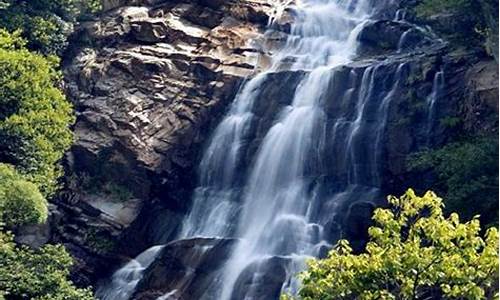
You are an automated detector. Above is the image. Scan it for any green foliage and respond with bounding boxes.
[0,230,94,299]
[0,32,75,196]
[0,164,48,228]
[68,172,134,202]
[415,0,473,16]
[440,116,462,129]
[0,8,94,300]
[286,189,499,300]
[408,136,498,226]
[103,182,133,202]
[0,0,101,55]
[414,0,495,53]
[0,28,25,50]
[85,228,116,252]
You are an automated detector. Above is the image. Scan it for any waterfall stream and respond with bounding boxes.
[97,0,445,299]
[183,0,381,298]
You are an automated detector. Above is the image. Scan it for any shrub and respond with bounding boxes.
[0,163,48,228]
[0,0,102,55]
[286,189,499,300]
[0,231,93,299]
[0,31,75,197]
[414,0,497,55]
[408,136,498,227]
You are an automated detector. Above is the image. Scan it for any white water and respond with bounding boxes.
[96,245,164,300]
[180,0,370,241]
[98,0,435,299]
[199,0,378,298]
[177,0,398,298]
[426,70,445,145]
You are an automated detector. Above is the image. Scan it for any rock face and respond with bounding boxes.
[53,0,498,294]
[357,20,432,55]
[56,0,282,285]
[132,238,237,300]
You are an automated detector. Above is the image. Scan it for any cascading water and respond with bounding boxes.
[179,73,268,238]
[96,246,164,300]
[426,70,445,145]
[181,0,391,299]
[98,0,443,299]
[180,0,370,242]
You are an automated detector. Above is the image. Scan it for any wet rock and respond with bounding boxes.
[118,205,184,257]
[357,20,432,55]
[56,0,276,284]
[463,59,499,132]
[343,201,376,252]
[230,257,288,300]
[132,238,237,300]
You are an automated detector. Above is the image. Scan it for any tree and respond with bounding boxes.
[286,189,499,300]
[0,231,93,300]
[0,29,75,197]
[0,0,102,55]
[0,164,91,299]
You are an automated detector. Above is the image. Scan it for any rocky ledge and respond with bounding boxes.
[55,0,289,285]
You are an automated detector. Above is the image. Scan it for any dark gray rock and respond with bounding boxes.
[357,20,432,56]
[230,257,288,300]
[132,238,237,300]
[56,0,277,286]
[343,201,376,252]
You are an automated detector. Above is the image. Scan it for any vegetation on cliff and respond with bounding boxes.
[286,190,499,300]
[409,136,499,228]
[0,164,47,228]
[0,1,96,298]
[0,0,100,55]
[414,0,498,59]
[0,29,74,197]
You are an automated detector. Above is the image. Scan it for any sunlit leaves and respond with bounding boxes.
[0,163,48,228]
[0,231,93,299]
[0,31,74,196]
[287,189,499,300]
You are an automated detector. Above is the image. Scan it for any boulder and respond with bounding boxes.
[132,238,237,299]
[357,20,432,55]
[230,256,288,300]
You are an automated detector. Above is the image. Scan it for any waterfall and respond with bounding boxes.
[98,0,434,299]
[180,0,390,299]
[96,246,164,300]
[180,0,370,241]
[426,70,445,146]
[178,73,269,238]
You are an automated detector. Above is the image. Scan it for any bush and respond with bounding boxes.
[1,179,47,228]
[0,0,102,55]
[408,136,498,227]
[286,189,499,300]
[0,164,48,228]
[0,231,93,299]
[0,30,75,197]
[414,0,497,55]
[415,0,476,17]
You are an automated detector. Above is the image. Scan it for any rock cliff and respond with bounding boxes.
[56,0,282,285]
[49,0,498,292]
